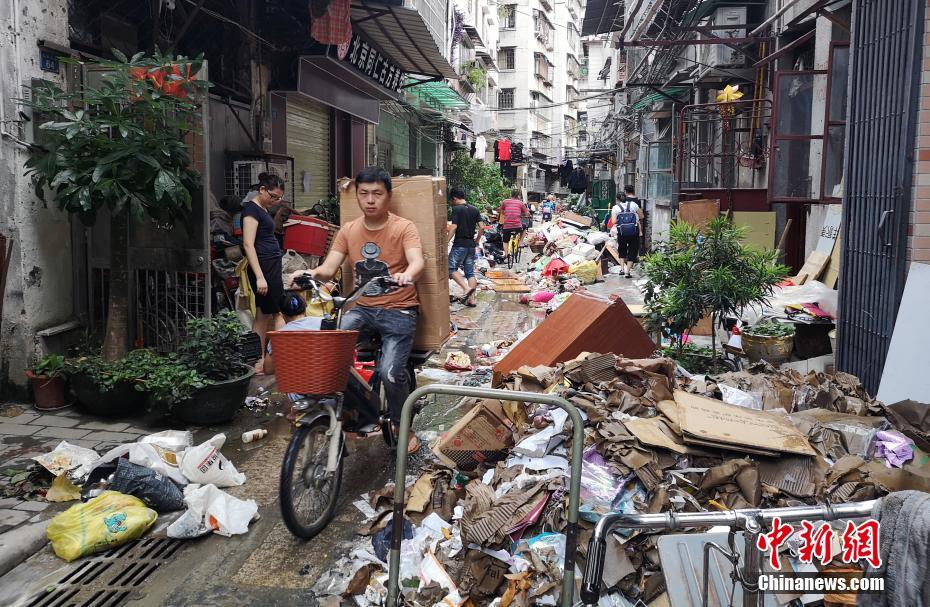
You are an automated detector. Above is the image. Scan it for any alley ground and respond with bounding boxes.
[0,272,642,606]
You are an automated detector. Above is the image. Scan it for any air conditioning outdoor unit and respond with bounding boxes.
[696,7,748,77]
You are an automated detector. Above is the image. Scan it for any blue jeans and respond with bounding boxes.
[448,245,476,279]
[340,306,418,424]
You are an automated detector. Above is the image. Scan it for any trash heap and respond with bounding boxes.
[318,354,930,606]
[36,430,258,562]
[500,215,614,313]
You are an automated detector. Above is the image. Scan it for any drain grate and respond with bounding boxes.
[26,538,187,607]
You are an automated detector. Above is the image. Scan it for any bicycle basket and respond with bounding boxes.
[268,330,359,394]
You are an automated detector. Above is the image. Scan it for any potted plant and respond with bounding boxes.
[642,217,789,368]
[66,349,161,417]
[170,311,255,424]
[27,355,70,410]
[742,320,796,365]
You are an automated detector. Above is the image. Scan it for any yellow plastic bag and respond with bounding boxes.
[569,260,598,285]
[47,491,157,562]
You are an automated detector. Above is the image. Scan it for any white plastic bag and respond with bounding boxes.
[585,231,609,246]
[92,442,188,486]
[719,384,763,410]
[179,434,246,487]
[34,441,100,483]
[140,430,193,451]
[166,483,258,538]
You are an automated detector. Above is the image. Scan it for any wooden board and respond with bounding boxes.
[491,283,532,293]
[794,250,831,284]
[678,199,720,229]
[822,229,842,288]
[732,211,776,251]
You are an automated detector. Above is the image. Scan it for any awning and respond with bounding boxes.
[629,87,690,111]
[406,79,471,111]
[351,2,457,79]
[581,0,623,36]
[295,57,399,123]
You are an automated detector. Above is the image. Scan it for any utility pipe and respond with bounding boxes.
[750,0,806,36]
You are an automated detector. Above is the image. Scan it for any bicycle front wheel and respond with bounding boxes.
[280,420,342,539]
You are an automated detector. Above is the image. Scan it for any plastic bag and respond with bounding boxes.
[109,458,185,512]
[718,384,763,410]
[179,434,246,487]
[33,441,100,484]
[569,260,598,284]
[47,491,157,562]
[140,430,193,451]
[166,483,258,538]
[578,448,621,522]
[92,442,188,486]
[542,259,570,277]
[585,231,609,246]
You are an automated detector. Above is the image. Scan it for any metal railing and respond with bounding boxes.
[581,500,878,607]
[387,385,585,607]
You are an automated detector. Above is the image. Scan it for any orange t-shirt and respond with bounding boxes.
[331,213,422,309]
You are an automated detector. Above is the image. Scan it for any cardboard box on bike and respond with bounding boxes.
[338,175,450,351]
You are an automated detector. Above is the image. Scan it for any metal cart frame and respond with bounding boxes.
[581,500,878,607]
[387,385,586,607]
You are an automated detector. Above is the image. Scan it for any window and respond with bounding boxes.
[769,70,827,201]
[500,47,516,70]
[647,142,673,201]
[501,5,516,28]
[498,88,515,109]
[822,43,849,200]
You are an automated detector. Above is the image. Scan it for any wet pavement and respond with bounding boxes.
[0,265,644,606]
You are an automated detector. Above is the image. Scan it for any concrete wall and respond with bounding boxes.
[0,0,72,393]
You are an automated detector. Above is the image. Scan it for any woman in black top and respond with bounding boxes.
[241,172,287,373]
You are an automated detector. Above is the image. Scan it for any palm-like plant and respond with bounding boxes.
[642,217,789,360]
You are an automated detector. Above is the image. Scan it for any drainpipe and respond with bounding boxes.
[750,0,806,36]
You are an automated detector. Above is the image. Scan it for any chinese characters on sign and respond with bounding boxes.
[344,34,407,92]
[757,518,881,570]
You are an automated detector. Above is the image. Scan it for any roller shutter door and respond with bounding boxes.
[287,98,331,210]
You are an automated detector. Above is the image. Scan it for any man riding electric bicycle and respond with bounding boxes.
[289,166,425,455]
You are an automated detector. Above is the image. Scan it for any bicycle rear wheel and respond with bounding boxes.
[280,420,342,539]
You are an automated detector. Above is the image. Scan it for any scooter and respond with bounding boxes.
[481,224,507,267]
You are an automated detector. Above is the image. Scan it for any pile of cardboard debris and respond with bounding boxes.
[314,354,928,606]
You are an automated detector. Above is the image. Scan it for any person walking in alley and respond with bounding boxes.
[289,167,425,455]
[612,185,645,278]
[242,172,287,373]
[447,187,484,307]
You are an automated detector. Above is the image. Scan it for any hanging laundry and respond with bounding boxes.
[310,0,352,45]
[475,135,487,160]
[512,142,525,163]
[568,167,588,194]
[559,159,573,187]
[498,139,512,162]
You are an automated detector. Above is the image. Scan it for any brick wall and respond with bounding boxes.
[910,0,930,263]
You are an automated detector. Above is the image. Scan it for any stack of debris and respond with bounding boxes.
[318,353,930,606]
[34,431,259,563]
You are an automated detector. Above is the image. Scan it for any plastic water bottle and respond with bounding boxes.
[241,429,268,443]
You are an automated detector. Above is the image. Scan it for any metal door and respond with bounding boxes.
[837,0,924,393]
[79,63,211,353]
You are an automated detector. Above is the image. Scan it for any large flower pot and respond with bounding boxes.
[26,371,70,411]
[172,365,256,425]
[742,332,794,365]
[71,374,147,417]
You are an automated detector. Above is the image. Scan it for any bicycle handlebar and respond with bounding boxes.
[579,500,877,605]
[291,273,407,312]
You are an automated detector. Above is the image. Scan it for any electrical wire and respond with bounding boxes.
[180,0,279,49]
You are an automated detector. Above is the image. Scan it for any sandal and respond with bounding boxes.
[406,435,421,455]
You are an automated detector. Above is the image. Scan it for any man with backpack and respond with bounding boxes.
[611,185,644,278]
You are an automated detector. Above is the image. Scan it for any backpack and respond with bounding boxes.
[616,201,638,236]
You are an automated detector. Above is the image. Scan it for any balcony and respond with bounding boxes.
[533,11,554,52]
[534,53,554,87]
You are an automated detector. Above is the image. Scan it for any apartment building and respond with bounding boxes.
[494,0,585,199]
